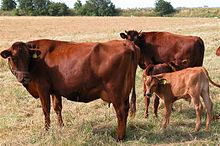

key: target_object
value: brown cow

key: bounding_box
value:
[0,39,140,141]
[120,30,205,118]
[143,62,178,118]
[143,67,220,131]
[216,46,220,56]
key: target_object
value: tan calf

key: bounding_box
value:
[143,67,220,132]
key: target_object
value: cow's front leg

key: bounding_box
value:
[52,94,64,128]
[39,91,51,130]
[113,99,129,141]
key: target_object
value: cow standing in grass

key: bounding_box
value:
[0,39,140,141]
[120,30,205,118]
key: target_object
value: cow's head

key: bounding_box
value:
[0,42,41,85]
[120,30,144,44]
[143,74,167,97]
[120,30,149,69]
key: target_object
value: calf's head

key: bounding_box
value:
[0,42,41,85]
[143,74,167,97]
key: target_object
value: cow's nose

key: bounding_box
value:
[146,93,152,97]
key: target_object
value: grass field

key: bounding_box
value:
[0,16,220,146]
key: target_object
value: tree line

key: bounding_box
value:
[1,0,175,16]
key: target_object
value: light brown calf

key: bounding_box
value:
[143,67,220,131]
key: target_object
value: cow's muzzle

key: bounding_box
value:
[11,69,31,85]
[144,92,152,98]
[146,93,152,97]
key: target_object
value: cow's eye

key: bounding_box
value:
[11,57,17,63]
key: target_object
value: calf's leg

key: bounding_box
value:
[192,96,203,132]
[144,96,150,118]
[153,96,160,118]
[201,90,213,131]
[162,102,172,129]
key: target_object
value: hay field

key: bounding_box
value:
[0,16,220,146]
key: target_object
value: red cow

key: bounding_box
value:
[0,39,140,141]
[120,30,205,118]
[216,46,220,56]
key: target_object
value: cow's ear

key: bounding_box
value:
[29,49,41,59]
[120,33,128,39]
[138,33,144,40]
[26,43,36,49]
[145,64,154,75]
[159,78,167,85]
[0,50,11,59]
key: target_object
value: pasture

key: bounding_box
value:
[0,16,220,145]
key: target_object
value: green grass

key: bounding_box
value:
[0,17,220,145]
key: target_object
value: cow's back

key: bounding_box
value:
[143,32,204,67]
[28,39,139,102]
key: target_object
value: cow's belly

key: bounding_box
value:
[62,87,103,103]
[65,93,100,103]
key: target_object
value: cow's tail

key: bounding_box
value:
[129,86,136,119]
[202,67,220,88]
[196,37,205,66]
[129,42,140,119]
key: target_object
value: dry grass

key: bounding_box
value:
[0,16,220,146]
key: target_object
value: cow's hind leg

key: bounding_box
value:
[192,95,203,132]
[52,94,64,128]
[201,89,213,131]
[112,98,129,141]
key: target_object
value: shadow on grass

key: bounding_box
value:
[86,116,220,145]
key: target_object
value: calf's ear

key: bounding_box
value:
[120,33,128,39]
[159,78,167,85]
[0,50,11,59]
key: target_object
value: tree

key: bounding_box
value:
[17,0,34,15]
[74,0,118,16]
[32,0,50,15]
[48,2,68,16]
[1,0,17,11]
[155,0,175,16]
[74,0,83,15]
